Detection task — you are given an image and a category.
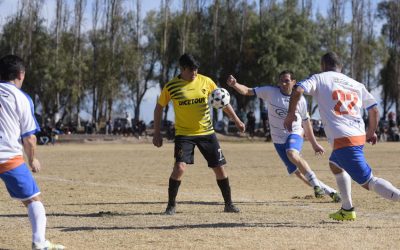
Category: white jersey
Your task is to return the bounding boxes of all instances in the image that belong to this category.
[0,82,40,173]
[297,71,377,149]
[254,86,309,144]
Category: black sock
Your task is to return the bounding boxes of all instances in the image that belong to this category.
[168,178,181,206]
[217,177,232,205]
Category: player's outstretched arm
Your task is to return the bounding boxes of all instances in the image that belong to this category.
[226,75,254,96]
[366,106,379,145]
[303,119,325,155]
[22,134,41,172]
[223,104,246,133]
[153,103,164,147]
[284,86,304,132]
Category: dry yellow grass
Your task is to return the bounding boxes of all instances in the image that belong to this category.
[1,140,400,249]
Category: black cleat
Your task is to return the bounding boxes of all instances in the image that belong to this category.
[224,203,240,213]
[164,205,176,215]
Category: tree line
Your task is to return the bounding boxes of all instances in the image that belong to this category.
[0,0,399,129]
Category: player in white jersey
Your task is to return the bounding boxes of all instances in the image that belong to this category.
[285,52,400,221]
[0,55,64,249]
[227,70,341,202]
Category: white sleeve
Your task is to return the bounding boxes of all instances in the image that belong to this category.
[296,74,318,96]
[361,85,377,110]
[254,85,271,101]
[19,93,40,138]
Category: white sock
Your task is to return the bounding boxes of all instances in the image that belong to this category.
[28,201,47,244]
[304,171,320,187]
[318,181,336,195]
[368,177,400,201]
[335,171,353,210]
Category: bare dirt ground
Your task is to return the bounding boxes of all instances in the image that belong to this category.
[1,140,400,249]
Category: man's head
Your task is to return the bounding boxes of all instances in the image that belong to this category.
[0,55,26,88]
[179,53,199,81]
[278,70,296,94]
[321,52,342,72]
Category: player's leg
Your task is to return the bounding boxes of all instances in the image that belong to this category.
[197,134,239,213]
[293,169,312,187]
[0,163,64,249]
[328,149,358,221]
[165,136,194,215]
[283,135,326,197]
[364,176,400,201]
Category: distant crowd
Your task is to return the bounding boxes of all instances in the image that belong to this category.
[35,110,400,145]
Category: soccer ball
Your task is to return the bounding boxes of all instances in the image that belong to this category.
[210,88,230,109]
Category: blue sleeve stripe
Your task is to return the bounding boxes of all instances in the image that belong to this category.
[21,128,41,138]
[21,90,41,132]
[295,83,306,89]
[252,88,257,95]
[366,103,378,110]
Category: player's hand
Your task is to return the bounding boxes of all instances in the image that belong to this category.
[152,133,163,147]
[30,158,41,173]
[366,131,377,145]
[235,120,246,133]
[284,114,296,132]
[226,75,237,87]
[313,143,325,156]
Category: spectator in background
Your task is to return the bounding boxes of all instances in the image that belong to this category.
[246,110,256,138]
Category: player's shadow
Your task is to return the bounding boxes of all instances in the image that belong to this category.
[53,221,395,232]
[62,200,304,206]
[53,222,306,232]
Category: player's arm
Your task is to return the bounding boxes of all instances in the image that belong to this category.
[302,119,324,155]
[284,86,304,132]
[366,106,379,145]
[226,75,255,96]
[153,103,164,147]
[22,134,41,172]
[223,104,245,133]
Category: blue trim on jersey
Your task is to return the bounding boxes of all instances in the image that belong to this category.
[280,90,291,96]
[21,129,40,138]
[366,103,378,110]
[295,83,306,90]
[329,145,372,185]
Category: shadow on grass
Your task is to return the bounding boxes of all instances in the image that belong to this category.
[53,221,398,232]
[54,222,304,232]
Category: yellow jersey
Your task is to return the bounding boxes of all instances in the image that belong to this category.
[158,74,217,136]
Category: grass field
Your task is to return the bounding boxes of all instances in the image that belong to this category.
[1,140,400,249]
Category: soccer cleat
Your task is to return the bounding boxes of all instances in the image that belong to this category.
[314,186,325,198]
[329,192,342,203]
[329,208,356,221]
[32,240,65,250]
[164,205,176,215]
[224,203,240,213]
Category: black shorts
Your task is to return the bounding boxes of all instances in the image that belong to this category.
[174,133,227,168]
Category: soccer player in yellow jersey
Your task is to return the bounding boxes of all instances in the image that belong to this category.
[153,53,245,215]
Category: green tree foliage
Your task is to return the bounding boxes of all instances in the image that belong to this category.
[0,0,391,127]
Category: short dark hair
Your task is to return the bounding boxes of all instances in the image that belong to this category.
[321,52,342,70]
[0,54,25,81]
[179,53,200,70]
[279,70,295,80]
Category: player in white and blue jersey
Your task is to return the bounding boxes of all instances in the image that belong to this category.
[0,55,64,249]
[227,70,340,202]
[285,52,400,221]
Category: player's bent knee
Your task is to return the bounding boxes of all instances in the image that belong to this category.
[329,162,343,174]
[22,195,41,206]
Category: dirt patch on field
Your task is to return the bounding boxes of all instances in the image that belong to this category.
[1,142,399,249]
